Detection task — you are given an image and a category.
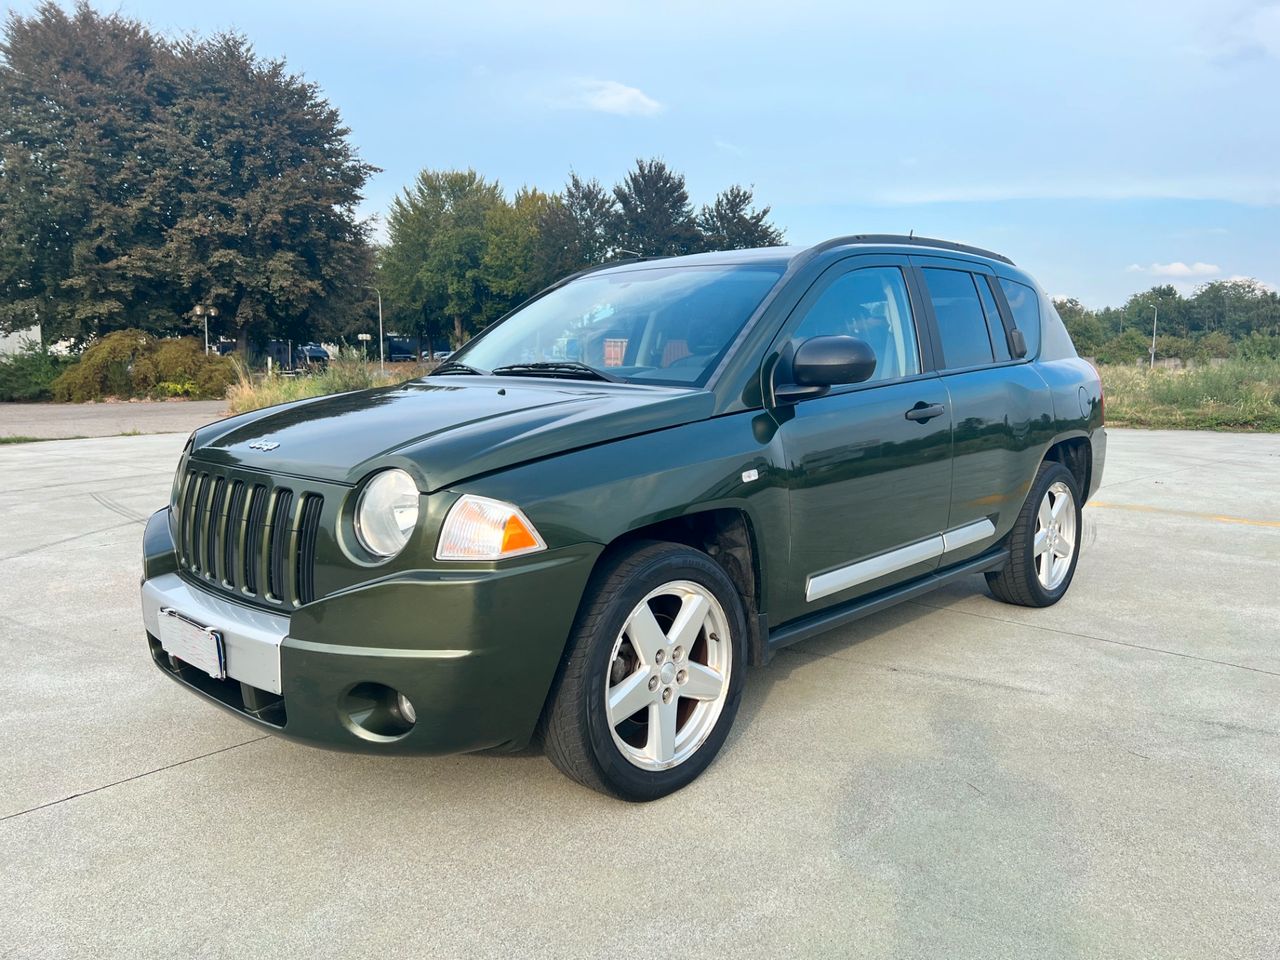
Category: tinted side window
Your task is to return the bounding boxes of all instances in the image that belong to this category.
[922,268,995,369]
[999,278,1042,358]
[975,276,1011,361]
[792,266,921,382]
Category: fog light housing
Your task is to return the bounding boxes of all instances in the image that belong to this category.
[341,682,415,741]
[396,692,417,725]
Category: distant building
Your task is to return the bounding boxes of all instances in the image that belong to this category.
[0,324,40,357]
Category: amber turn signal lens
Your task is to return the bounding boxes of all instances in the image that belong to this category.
[436,495,547,561]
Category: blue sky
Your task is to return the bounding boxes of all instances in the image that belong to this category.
[17,0,1280,306]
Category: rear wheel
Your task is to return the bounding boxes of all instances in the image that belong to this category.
[542,541,746,801]
[986,461,1082,607]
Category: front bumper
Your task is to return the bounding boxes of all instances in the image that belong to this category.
[141,508,601,755]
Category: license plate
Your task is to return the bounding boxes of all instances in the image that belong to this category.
[158,608,226,680]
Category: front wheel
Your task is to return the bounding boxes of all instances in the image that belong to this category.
[541,541,747,801]
[986,460,1083,607]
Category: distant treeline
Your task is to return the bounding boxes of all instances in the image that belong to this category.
[1054,282,1280,363]
[377,163,784,355]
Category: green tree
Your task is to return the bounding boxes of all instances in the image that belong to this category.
[539,173,618,276]
[612,158,702,257]
[696,185,784,250]
[159,33,376,352]
[380,169,505,351]
[0,3,176,342]
[481,188,559,310]
[0,3,374,350]
[1053,298,1104,356]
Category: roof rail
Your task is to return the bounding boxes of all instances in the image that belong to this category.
[807,234,1015,266]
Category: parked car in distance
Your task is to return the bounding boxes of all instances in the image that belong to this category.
[141,235,1104,800]
[294,343,329,368]
[386,337,419,363]
[431,350,453,362]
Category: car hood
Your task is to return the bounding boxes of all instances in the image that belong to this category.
[190,376,715,489]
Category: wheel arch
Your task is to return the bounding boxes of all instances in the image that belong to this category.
[1043,434,1092,502]
[590,506,769,667]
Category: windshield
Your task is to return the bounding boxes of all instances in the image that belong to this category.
[452,263,785,386]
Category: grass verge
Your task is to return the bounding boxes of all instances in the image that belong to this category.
[225,350,431,415]
[1099,359,1280,431]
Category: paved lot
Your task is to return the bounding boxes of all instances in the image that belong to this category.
[0,399,227,440]
[1,428,1277,959]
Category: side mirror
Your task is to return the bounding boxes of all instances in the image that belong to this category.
[1009,328,1028,359]
[775,336,877,403]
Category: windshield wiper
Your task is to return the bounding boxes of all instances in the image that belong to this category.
[432,359,485,376]
[489,361,619,383]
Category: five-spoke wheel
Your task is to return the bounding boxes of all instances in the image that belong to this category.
[606,580,732,771]
[987,460,1083,607]
[1033,480,1076,591]
[542,542,746,801]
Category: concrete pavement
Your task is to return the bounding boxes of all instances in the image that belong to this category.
[1,429,1277,958]
[0,399,227,440]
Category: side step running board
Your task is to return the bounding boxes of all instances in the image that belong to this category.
[764,547,1010,662]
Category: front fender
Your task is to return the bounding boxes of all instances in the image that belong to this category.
[450,411,789,617]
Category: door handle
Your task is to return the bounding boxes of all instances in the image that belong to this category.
[905,402,946,423]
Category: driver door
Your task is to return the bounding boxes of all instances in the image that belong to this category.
[768,257,953,622]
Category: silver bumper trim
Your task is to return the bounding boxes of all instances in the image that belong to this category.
[142,573,288,694]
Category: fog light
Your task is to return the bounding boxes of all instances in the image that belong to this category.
[396,692,417,725]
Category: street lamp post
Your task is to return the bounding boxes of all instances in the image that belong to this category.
[1149,305,1158,370]
[193,304,219,355]
[368,286,384,374]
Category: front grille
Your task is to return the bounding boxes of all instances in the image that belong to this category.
[175,466,325,607]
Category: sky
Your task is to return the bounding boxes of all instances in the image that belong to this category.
[13,0,1280,307]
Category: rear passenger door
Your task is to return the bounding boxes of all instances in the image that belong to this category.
[769,257,953,622]
[911,256,1052,565]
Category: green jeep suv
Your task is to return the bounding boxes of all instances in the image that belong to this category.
[141,235,1105,800]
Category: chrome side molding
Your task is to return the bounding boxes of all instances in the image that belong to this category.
[805,518,997,603]
[941,517,996,553]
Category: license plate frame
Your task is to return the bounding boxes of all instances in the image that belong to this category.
[158,607,226,680]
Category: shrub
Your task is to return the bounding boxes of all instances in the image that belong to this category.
[51,330,234,402]
[0,340,74,401]
[225,347,431,414]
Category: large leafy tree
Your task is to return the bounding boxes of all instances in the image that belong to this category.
[380,169,505,352]
[696,184,784,250]
[539,173,618,276]
[612,158,703,257]
[0,3,375,349]
[0,4,177,341]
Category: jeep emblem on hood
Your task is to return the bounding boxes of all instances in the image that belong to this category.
[248,440,280,451]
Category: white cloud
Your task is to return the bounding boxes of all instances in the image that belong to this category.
[563,79,662,116]
[714,138,744,156]
[1127,261,1220,278]
[1205,2,1280,63]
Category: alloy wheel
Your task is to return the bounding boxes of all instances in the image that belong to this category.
[604,580,732,772]
[1034,480,1076,590]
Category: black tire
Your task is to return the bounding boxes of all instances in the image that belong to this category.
[986,460,1083,607]
[541,540,748,802]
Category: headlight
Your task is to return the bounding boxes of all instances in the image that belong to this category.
[436,495,546,561]
[355,469,420,559]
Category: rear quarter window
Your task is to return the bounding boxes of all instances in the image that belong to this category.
[998,279,1043,358]
[922,268,995,369]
